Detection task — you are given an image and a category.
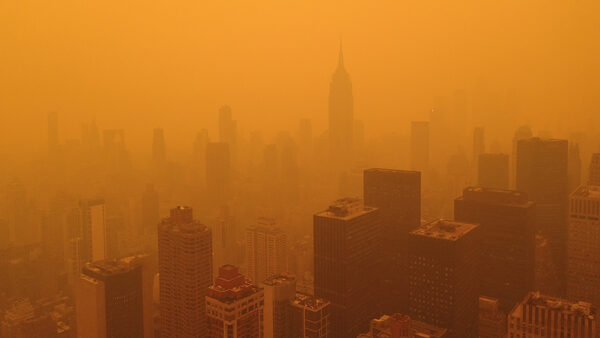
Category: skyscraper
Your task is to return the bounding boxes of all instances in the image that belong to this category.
[287,293,331,338]
[508,292,597,338]
[477,153,509,189]
[516,137,568,295]
[76,256,153,338]
[478,296,505,338]
[218,105,237,163]
[567,184,600,307]
[408,220,480,338]
[158,206,212,338]
[206,142,231,205]
[262,274,296,338]
[328,43,354,167]
[589,153,600,186]
[568,143,582,193]
[363,168,420,313]
[80,199,107,263]
[206,265,264,338]
[314,198,383,338]
[410,121,429,172]
[245,217,288,284]
[454,187,534,312]
[152,128,166,167]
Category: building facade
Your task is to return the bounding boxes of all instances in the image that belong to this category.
[245,218,288,284]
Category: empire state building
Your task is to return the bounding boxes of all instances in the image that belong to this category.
[329,43,354,168]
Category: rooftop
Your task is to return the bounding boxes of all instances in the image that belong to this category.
[411,219,478,241]
[315,197,375,219]
[82,256,141,277]
[458,187,533,207]
[291,293,330,311]
[510,292,597,319]
[572,185,600,199]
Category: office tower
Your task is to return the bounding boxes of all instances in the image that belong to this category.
[328,43,354,168]
[152,128,166,166]
[408,220,480,338]
[103,129,130,170]
[80,199,107,263]
[589,153,600,185]
[511,125,533,189]
[477,153,509,189]
[218,105,237,146]
[363,168,420,313]
[288,293,331,338]
[314,198,383,338]
[262,274,296,338]
[410,121,429,172]
[473,127,485,165]
[158,206,212,338]
[567,185,600,306]
[206,142,231,205]
[76,257,152,338]
[478,297,505,338]
[47,111,58,154]
[212,206,237,275]
[141,184,159,236]
[357,313,448,338]
[454,187,534,312]
[192,129,209,184]
[516,137,568,294]
[508,292,597,338]
[569,143,582,193]
[206,265,264,338]
[245,218,287,284]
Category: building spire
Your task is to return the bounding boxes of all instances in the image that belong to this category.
[338,37,344,69]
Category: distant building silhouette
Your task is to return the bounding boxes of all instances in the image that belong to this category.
[410,121,429,172]
[158,206,212,338]
[328,43,354,168]
[568,143,582,193]
[363,168,420,314]
[218,105,237,163]
[508,292,597,337]
[454,187,535,312]
[589,153,600,186]
[477,153,509,189]
[206,142,231,205]
[206,265,263,338]
[245,218,288,284]
[516,137,568,295]
[141,184,159,237]
[408,220,480,338]
[314,198,382,338]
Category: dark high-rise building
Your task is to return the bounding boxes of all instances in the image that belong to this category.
[152,128,166,167]
[511,125,533,189]
[454,187,535,312]
[314,198,382,338]
[410,121,429,172]
[363,168,420,313]
[408,219,480,338]
[568,143,582,193]
[76,258,147,338]
[141,184,159,236]
[477,153,509,189]
[206,142,231,205]
[158,206,212,338]
[516,137,568,295]
[79,199,107,264]
[328,43,354,167]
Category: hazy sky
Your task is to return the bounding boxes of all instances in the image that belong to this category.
[1,0,599,154]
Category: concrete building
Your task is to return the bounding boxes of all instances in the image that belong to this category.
[76,255,153,338]
[262,274,296,338]
[508,292,597,337]
[288,293,331,338]
[478,296,506,338]
[567,185,600,306]
[206,265,264,338]
[454,187,535,312]
[245,218,287,284]
[408,220,480,338]
[589,153,600,186]
[158,206,212,338]
[314,198,383,338]
[80,199,107,263]
[357,313,447,338]
[363,168,420,313]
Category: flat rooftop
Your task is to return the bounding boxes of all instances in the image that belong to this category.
[510,292,596,319]
[315,197,375,220]
[572,185,600,199]
[411,219,478,241]
[458,186,533,207]
[291,293,330,311]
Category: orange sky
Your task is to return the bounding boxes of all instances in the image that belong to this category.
[1,0,599,154]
